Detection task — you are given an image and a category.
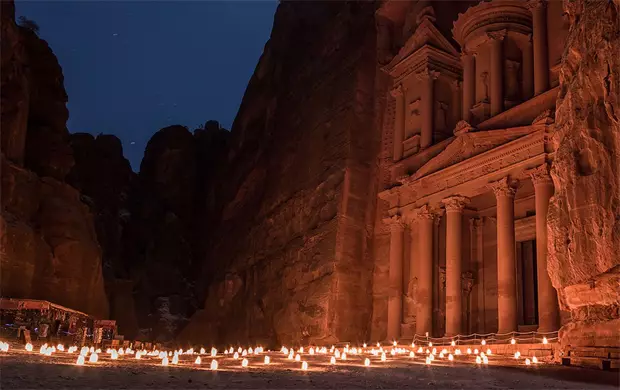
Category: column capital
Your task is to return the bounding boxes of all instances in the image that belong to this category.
[412,204,442,221]
[487,29,506,42]
[390,84,404,98]
[526,0,546,11]
[416,67,440,81]
[469,217,483,232]
[488,177,518,198]
[442,195,470,212]
[384,214,406,230]
[526,164,553,186]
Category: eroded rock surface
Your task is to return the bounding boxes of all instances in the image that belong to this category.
[548,0,620,348]
[0,1,108,319]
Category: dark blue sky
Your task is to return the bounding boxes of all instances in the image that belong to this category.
[16,0,277,170]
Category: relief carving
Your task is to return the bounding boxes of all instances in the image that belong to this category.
[462,271,475,295]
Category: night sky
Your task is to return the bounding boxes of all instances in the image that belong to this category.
[15,0,278,170]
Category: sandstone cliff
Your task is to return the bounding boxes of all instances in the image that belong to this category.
[180,1,381,347]
[548,0,620,348]
[0,1,108,318]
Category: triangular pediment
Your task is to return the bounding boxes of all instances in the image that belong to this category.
[412,127,538,180]
[386,17,458,73]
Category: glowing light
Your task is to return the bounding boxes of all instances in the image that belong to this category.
[57,344,64,351]
[450,340,456,347]
[431,348,437,355]
[242,349,247,356]
[234,352,240,360]
[195,356,201,365]
[381,352,387,362]
[334,350,341,359]
[486,348,492,355]
[409,351,415,358]
[210,360,218,370]
[330,356,336,365]
[425,356,431,365]
[135,352,142,360]
[237,347,242,353]
[200,347,206,354]
[211,347,217,357]
[525,358,531,365]
[474,348,479,355]
[0,342,9,352]
[341,352,347,360]
[429,354,435,361]
[89,353,98,363]
[282,347,289,355]
[511,338,516,345]
[309,347,315,355]
[295,353,301,362]
[417,347,423,353]
[439,352,444,359]
[111,350,119,359]
[448,353,454,361]
[376,342,380,347]
[363,343,367,348]
[514,351,521,359]
[249,347,254,354]
[390,349,396,356]
[483,356,489,365]
[301,361,308,371]
[118,347,124,355]
[158,351,165,359]
[242,358,249,367]
[264,356,270,364]
[25,343,33,352]
[76,355,85,365]
[466,348,472,355]
[481,339,486,346]
[425,349,430,354]
[455,349,461,355]
[172,354,179,365]
[532,356,538,364]
[393,340,397,346]
[288,351,294,360]
[542,337,548,345]
[476,355,482,364]
[162,356,169,366]
[428,342,433,347]
[80,347,88,356]
[89,347,94,353]
[411,342,415,348]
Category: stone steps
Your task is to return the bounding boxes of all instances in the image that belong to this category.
[562,346,620,370]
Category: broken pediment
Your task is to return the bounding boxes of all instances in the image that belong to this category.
[384,8,459,74]
[412,127,538,180]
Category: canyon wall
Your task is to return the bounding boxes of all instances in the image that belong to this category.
[181,1,382,347]
[548,0,620,348]
[0,1,108,318]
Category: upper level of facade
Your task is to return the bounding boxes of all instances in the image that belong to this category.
[377,0,568,189]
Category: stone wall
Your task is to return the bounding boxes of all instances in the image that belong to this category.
[181,1,381,347]
[0,1,108,319]
[548,0,620,348]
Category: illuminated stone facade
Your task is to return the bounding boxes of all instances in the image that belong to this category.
[372,0,569,340]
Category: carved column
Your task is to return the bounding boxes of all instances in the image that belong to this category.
[522,35,534,100]
[461,52,475,122]
[488,30,506,116]
[387,215,405,340]
[528,0,549,95]
[528,164,560,331]
[417,68,440,149]
[414,205,438,336]
[470,217,485,333]
[442,196,469,336]
[391,85,405,162]
[451,80,462,126]
[490,177,518,333]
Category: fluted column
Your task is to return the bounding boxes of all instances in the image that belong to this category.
[442,196,470,336]
[387,215,405,341]
[415,205,438,336]
[461,52,475,122]
[528,0,549,95]
[490,177,518,333]
[488,30,506,117]
[391,85,405,161]
[522,35,534,100]
[417,68,440,149]
[527,164,560,331]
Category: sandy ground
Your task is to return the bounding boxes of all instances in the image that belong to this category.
[1,347,618,389]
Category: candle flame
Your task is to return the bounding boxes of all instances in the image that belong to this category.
[210,359,218,370]
[301,361,308,371]
[242,358,249,367]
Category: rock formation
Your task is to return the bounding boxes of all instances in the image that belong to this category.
[0,1,108,318]
[548,0,620,348]
[180,1,382,347]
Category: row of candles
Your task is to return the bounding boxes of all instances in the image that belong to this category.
[0,338,546,370]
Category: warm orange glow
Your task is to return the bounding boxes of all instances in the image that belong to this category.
[242,358,249,367]
[525,358,531,365]
[89,353,98,363]
[25,343,33,352]
[195,356,201,365]
[364,358,370,366]
[330,356,336,365]
[162,357,169,366]
[210,360,218,370]
[301,361,308,371]
[76,355,85,365]
[264,355,270,364]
